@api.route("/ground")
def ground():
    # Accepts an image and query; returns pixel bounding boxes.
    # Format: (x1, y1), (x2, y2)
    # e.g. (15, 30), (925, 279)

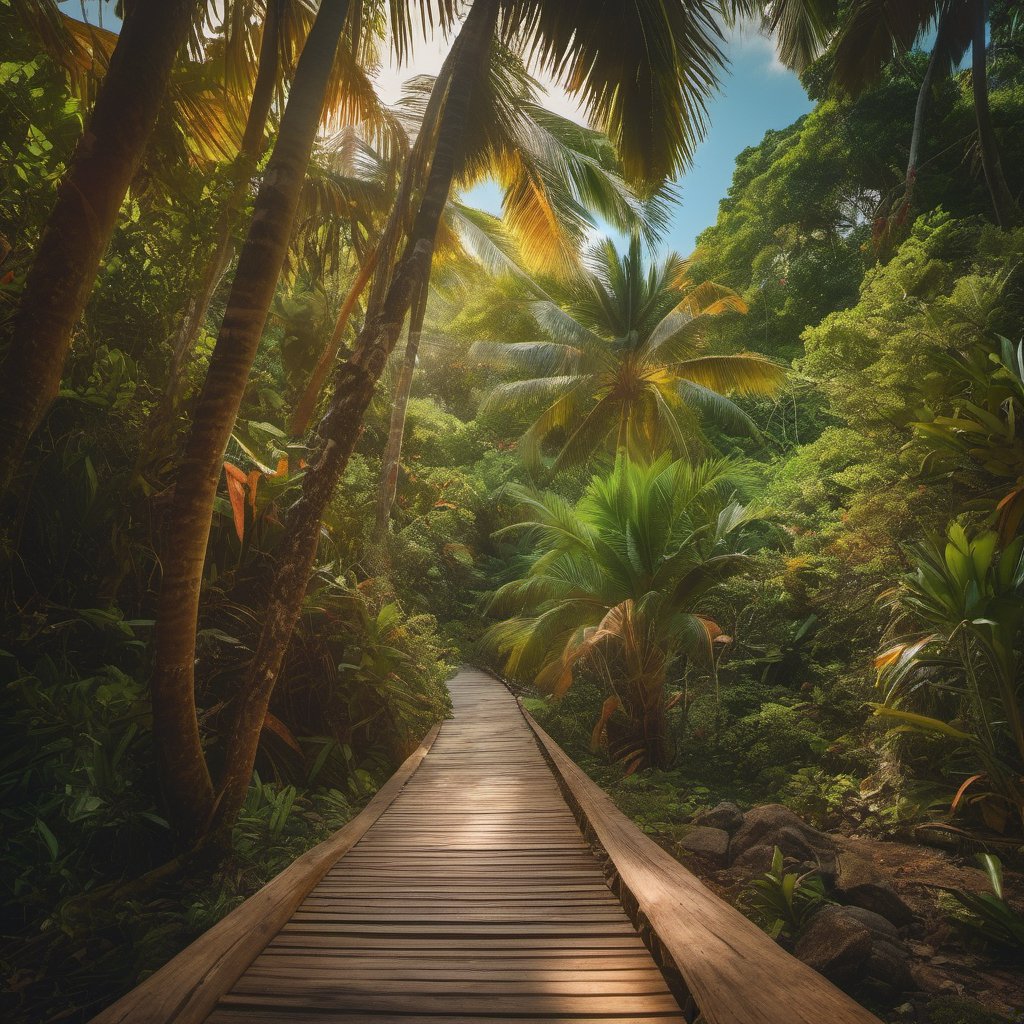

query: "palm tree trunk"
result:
(374, 275), (429, 532)
(289, 240), (379, 438)
(207, 0), (500, 837)
(0, 0), (201, 494)
(149, 0), (352, 844)
(144, 0), (283, 456)
(905, 27), (942, 207)
(971, 0), (1018, 227)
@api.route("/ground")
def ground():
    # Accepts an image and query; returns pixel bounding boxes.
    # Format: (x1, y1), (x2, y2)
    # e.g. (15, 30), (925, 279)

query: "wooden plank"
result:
(86, 723), (442, 1024)
(522, 704), (884, 1024)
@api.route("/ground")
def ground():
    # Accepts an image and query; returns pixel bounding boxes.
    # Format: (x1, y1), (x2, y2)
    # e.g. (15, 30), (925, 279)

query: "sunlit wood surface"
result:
(205, 667), (685, 1023)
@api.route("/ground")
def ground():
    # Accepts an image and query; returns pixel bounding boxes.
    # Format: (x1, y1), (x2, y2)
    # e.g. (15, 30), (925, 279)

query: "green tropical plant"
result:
(943, 853), (1024, 953)
(874, 523), (1024, 832)
(742, 846), (831, 940)
(483, 455), (757, 767)
(913, 336), (1024, 542)
(765, 0), (1019, 227)
(473, 235), (786, 471)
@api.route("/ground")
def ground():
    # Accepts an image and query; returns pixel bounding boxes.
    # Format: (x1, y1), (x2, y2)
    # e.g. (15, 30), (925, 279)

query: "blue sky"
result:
(463, 22), (814, 256)
(59, 4), (813, 256)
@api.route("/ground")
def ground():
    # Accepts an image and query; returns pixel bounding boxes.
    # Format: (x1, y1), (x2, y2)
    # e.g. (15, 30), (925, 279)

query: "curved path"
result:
(206, 668), (686, 1023)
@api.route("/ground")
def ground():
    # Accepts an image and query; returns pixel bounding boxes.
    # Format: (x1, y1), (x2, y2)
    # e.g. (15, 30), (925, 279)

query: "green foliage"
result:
(874, 524), (1024, 832)
(742, 846), (832, 941)
(943, 855), (1024, 954)
(484, 455), (760, 766)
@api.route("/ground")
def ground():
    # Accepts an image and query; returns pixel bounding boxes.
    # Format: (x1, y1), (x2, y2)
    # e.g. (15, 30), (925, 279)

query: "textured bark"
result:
(208, 0), (500, 836)
(137, 5), (284, 480)
(971, 0), (1018, 228)
(156, 0), (284, 430)
(0, 0), (201, 493)
(374, 275), (429, 532)
(288, 241), (379, 438)
(150, 0), (352, 843)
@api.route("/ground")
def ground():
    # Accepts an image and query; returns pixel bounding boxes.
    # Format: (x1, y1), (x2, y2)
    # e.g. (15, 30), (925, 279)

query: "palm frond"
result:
(677, 354), (787, 397)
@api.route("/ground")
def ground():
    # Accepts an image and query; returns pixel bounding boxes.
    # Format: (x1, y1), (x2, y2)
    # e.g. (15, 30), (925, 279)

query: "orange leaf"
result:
(262, 711), (302, 754)
(950, 773), (984, 814)
(223, 462), (247, 542)
(246, 469), (261, 511)
(590, 696), (620, 753)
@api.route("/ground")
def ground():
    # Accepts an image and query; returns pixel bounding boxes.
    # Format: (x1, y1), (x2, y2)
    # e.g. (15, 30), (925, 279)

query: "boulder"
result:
(676, 825), (730, 865)
(834, 850), (915, 927)
(795, 905), (873, 984)
(729, 805), (836, 875)
(691, 801), (745, 834)
(796, 905), (911, 997)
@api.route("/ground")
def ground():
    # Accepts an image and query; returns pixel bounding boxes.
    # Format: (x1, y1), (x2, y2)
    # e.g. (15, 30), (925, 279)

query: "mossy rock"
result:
(924, 996), (1013, 1024)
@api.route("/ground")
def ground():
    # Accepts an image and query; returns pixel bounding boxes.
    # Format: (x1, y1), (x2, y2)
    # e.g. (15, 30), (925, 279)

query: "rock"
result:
(728, 804), (836, 875)
(691, 801), (744, 834)
(795, 906), (873, 984)
(676, 825), (730, 865)
(796, 905), (911, 997)
(841, 905), (901, 941)
(835, 850), (916, 927)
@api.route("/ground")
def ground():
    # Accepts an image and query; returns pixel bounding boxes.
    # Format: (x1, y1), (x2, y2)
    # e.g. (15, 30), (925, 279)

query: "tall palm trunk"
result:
(207, 0), (501, 837)
(149, 0), (352, 844)
(289, 240), (379, 438)
(905, 26), (943, 208)
(153, 0), (284, 436)
(0, 0), (201, 494)
(971, 0), (1018, 227)
(374, 275), (429, 532)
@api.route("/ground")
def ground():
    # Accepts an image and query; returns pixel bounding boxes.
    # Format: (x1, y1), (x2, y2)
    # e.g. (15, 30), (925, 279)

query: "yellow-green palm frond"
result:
(760, 0), (840, 72)
(550, 393), (621, 471)
(505, 0), (728, 186)
(14, 1), (115, 102)
(677, 353), (787, 397)
(676, 380), (761, 438)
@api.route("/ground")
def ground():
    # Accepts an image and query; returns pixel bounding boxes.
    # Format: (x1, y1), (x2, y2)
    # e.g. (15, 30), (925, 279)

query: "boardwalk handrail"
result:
(88, 723), (441, 1024)
(520, 705), (884, 1024)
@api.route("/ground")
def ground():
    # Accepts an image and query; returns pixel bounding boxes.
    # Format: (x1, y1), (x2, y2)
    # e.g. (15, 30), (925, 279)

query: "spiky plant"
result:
(484, 455), (756, 767)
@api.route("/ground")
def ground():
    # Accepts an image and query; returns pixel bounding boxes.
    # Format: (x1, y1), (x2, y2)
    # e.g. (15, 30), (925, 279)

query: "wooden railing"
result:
(87, 724), (441, 1024)
(521, 705), (884, 1024)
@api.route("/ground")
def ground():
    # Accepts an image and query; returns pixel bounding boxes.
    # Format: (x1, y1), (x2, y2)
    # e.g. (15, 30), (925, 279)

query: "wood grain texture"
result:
(205, 668), (686, 1023)
(93, 668), (879, 1024)
(522, 704), (884, 1024)
(87, 723), (441, 1024)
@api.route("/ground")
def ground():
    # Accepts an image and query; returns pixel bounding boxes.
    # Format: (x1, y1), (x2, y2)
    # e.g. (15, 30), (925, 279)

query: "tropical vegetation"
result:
(1, 0), (1023, 1020)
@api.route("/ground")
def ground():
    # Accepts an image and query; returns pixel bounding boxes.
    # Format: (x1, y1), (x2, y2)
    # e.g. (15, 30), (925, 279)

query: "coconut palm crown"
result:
(472, 236), (786, 471)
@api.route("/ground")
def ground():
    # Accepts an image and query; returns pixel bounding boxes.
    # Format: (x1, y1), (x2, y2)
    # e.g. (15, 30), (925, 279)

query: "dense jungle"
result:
(2, 1), (1023, 1022)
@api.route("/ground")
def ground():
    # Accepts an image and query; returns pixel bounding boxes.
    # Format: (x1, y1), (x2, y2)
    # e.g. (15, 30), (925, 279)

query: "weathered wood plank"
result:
(522, 703), (884, 1024)
(86, 724), (441, 1024)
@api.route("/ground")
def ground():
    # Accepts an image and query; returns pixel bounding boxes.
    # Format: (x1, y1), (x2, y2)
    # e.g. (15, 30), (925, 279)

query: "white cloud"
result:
(724, 16), (788, 76)
(370, 15), (587, 125)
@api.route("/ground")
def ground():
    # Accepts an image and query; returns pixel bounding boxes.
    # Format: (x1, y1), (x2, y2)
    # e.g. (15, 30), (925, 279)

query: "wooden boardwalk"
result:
(206, 668), (685, 1024)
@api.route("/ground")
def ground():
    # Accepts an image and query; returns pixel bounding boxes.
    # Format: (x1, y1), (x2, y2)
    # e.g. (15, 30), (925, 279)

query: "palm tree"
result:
(474, 236), (786, 471)
(0, 0), (202, 493)
(206, 0), (746, 837)
(763, 0), (1019, 227)
(150, 0), (361, 842)
(485, 456), (754, 767)
(370, 49), (675, 531)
